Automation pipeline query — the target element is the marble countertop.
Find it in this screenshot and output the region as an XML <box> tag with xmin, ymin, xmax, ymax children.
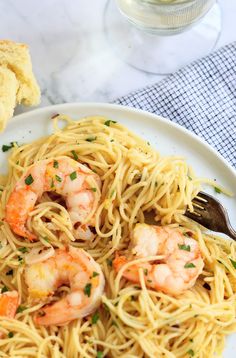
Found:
<box><xmin>1</xmin><ymin>0</ymin><xmax>236</xmax><ymax>111</ymax></box>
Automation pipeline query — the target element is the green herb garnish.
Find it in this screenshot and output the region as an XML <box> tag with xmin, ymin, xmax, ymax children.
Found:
<box><xmin>8</xmin><ymin>332</ymin><xmax>14</xmax><ymax>338</ymax></box>
<box><xmin>16</xmin><ymin>305</ymin><xmax>27</xmax><ymax>313</ymax></box>
<box><xmin>143</xmin><ymin>268</ymin><xmax>148</xmax><ymax>276</ymax></box>
<box><xmin>91</xmin><ymin>311</ymin><xmax>99</xmax><ymax>324</ymax></box>
<box><xmin>86</xmin><ymin>136</ymin><xmax>97</xmax><ymax>142</ymax></box>
<box><xmin>92</xmin><ymin>272</ymin><xmax>99</xmax><ymax>277</ymax></box>
<box><xmin>53</xmin><ymin>160</ymin><xmax>59</xmax><ymax>168</ymax></box>
<box><xmin>55</xmin><ymin>175</ymin><xmax>62</xmax><ymax>182</ymax></box>
<box><xmin>84</xmin><ymin>283</ymin><xmax>92</xmax><ymax>297</ymax></box>
<box><xmin>184</xmin><ymin>263</ymin><xmax>195</xmax><ymax>269</ymax></box>
<box><xmin>96</xmin><ymin>352</ymin><xmax>103</xmax><ymax>358</ymax></box>
<box><xmin>214</xmin><ymin>187</ymin><xmax>221</xmax><ymax>194</ymax></box>
<box><xmin>2</xmin><ymin>142</ymin><xmax>17</xmax><ymax>152</ymax></box>
<box><xmin>230</xmin><ymin>258</ymin><xmax>236</xmax><ymax>269</ymax></box>
<box><xmin>25</xmin><ymin>174</ymin><xmax>34</xmax><ymax>185</ymax></box>
<box><xmin>91</xmin><ymin>187</ymin><xmax>97</xmax><ymax>192</ymax></box>
<box><xmin>18</xmin><ymin>247</ymin><xmax>28</xmax><ymax>253</ymax></box>
<box><xmin>18</xmin><ymin>256</ymin><xmax>24</xmax><ymax>264</ymax></box>
<box><xmin>178</xmin><ymin>244</ymin><xmax>191</xmax><ymax>252</ymax></box>
<box><xmin>104</xmin><ymin>120</ymin><xmax>116</xmax><ymax>126</ymax></box>
<box><xmin>1</xmin><ymin>285</ymin><xmax>8</xmax><ymax>293</ymax></box>
<box><xmin>106</xmin><ymin>258</ymin><xmax>113</xmax><ymax>267</ymax></box>
<box><xmin>69</xmin><ymin>171</ymin><xmax>77</xmax><ymax>181</ymax></box>
<box><xmin>71</xmin><ymin>150</ymin><xmax>78</xmax><ymax>161</ymax></box>
<box><xmin>187</xmin><ymin>349</ymin><xmax>194</xmax><ymax>356</ymax></box>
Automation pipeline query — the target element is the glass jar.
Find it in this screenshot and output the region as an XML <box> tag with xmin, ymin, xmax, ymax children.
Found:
<box><xmin>116</xmin><ymin>0</ymin><xmax>216</xmax><ymax>34</ymax></box>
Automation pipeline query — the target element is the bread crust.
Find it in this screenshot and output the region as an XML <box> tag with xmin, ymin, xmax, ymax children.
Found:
<box><xmin>0</xmin><ymin>39</ymin><xmax>41</xmax><ymax>131</ymax></box>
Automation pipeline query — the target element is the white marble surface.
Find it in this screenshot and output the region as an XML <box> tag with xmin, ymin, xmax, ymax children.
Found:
<box><xmin>0</xmin><ymin>0</ymin><xmax>236</xmax><ymax>111</ymax></box>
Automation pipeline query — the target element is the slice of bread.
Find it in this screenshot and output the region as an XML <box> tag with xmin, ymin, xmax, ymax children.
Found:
<box><xmin>0</xmin><ymin>67</ymin><xmax>18</xmax><ymax>132</ymax></box>
<box><xmin>0</xmin><ymin>40</ymin><xmax>40</xmax><ymax>131</ymax></box>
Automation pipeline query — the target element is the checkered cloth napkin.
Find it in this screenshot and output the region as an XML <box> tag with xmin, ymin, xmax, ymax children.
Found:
<box><xmin>115</xmin><ymin>43</ymin><xmax>236</xmax><ymax>168</ymax></box>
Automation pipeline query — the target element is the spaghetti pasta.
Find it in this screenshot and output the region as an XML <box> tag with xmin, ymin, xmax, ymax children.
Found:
<box><xmin>0</xmin><ymin>115</ymin><xmax>235</xmax><ymax>357</ymax></box>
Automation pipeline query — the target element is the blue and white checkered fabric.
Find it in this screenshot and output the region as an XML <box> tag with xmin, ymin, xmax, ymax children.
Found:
<box><xmin>115</xmin><ymin>43</ymin><xmax>236</xmax><ymax>168</ymax></box>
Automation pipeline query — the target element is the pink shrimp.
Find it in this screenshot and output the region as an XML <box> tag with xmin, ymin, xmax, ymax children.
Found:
<box><xmin>113</xmin><ymin>223</ymin><xmax>204</xmax><ymax>296</ymax></box>
<box><xmin>24</xmin><ymin>246</ymin><xmax>105</xmax><ymax>326</ymax></box>
<box><xmin>0</xmin><ymin>290</ymin><xmax>19</xmax><ymax>338</ymax></box>
<box><xmin>5</xmin><ymin>156</ymin><xmax>101</xmax><ymax>241</ymax></box>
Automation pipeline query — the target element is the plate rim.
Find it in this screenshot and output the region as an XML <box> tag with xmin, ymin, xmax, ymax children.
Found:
<box><xmin>8</xmin><ymin>102</ymin><xmax>236</xmax><ymax>179</ymax></box>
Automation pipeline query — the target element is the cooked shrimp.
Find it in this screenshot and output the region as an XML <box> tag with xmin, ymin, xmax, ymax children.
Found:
<box><xmin>113</xmin><ymin>223</ymin><xmax>204</xmax><ymax>295</ymax></box>
<box><xmin>0</xmin><ymin>290</ymin><xmax>19</xmax><ymax>338</ymax></box>
<box><xmin>24</xmin><ymin>246</ymin><xmax>105</xmax><ymax>326</ymax></box>
<box><xmin>5</xmin><ymin>156</ymin><xmax>101</xmax><ymax>241</ymax></box>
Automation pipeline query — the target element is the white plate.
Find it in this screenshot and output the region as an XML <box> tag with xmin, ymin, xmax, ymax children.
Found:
<box><xmin>0</xmin><ymin>103</ymin><xmax>236</xmax><ymax>356</ymax></box>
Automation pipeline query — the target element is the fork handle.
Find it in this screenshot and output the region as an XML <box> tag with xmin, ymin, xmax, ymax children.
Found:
<box><xmin>224</xmin><ymin>224</ymin><xmax>236</xmax><ymax>241</ymax></box>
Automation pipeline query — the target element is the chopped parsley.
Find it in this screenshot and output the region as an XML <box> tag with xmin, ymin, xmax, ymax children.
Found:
<box><xmin>214</xmin><ymin>187</ymin><xmax>221</xmax><ymax>194</ymax></box>
<box><xmin>155</xmin><ymin>182</ymin><xmax>158</xmax><ymax>187</ymax></box>
<box><xmin>97</xmin><ymin>352</ymin><xmax>103</xmax><ymax>358</ymax></box>
<box><xmin>178</xmin><ymin>244</ymin><xmax>191</xmax><ymax>252</ymax></box>
<box><xmin>6</xmin><ymin>269</ymin><xmax>13</xmax><ymax>276</ymax></box>
<box><xmin>91</xmin><ymin>187</ymin><xmax>97</xmax><ymax>192</ymax></box>
<box><xmin>188</xmin><ymin>175</ymin><xmax>192</xmax><ymax>181</ymax></box>
<box><xmin>86</xmin><ymin>136</ymin><xmax>97</xmax><ymax>142</ymax></box>
<box><xmin>104</xmin><ymin>120</ymin><xmax>116</xmax><ymax>126</ymax></box>
<box><xmin>42</xmin><ymin>237</ymin><xmax>50</xmax><ymax>243</ymax></box>
<box><xmin>55</xmin><ymin>175</ymin><xmax>62</xmax><ymax>182</ymax></box>
<box><xmin>51</xmin><ymin>179</ymin><xmax>54</xmax><ymax>188</ymax></box>
<box><xmin>91</xmin><ymin>311</ymin><xmax>99</xmax><ymax>324</ymax></box>
<box><xmin>230</xmin><ymin>258</ymin><xmax>236</xmax><ymax>269</ymax></box>
<box><xmin>187</xmin><ymin>349</ymin><xmax>194</xmax><ymax>356</ymax></box>
<box><xmin>1</xmin><ymin>286</ymin><xmax>8</xmax><ymax>293</ymax></box>
<box><xmin>53</xmin><ymin>160</ymin><xmax>59</xmax><ymax>168</ymax></box>
<box><xmin>18</xmin><ymin>247</ymin><xmax>28</xmax><ymax>253</ymax></box>
<box><xmin>84</xmin><ymin>283</ymin><xmax>92</xmax><ymax>297</ymax></box>
<box><xmin>16</xmin><ymin>305</ymin><xmax>27</xmax><ymax>313</ymax></box>
<box><xmin>106</xmin><ymin>258</ymin><xmax>113</xmax><ymax>267</ymax></box>
<box><xmin>189</xmin><ymin>338</ymin><xmax>194</xmax><ymax>342</ymax></box>
<box><xmin>143</xmin><ymin>268</ymin><xmax>148</xmax><ymax>276</ymax></box>
<box><xmin>8</xmin><ymin>332</ymin><xmax>14</xmax><ymax>338</ymax></box>
<box><xmin>2</xmin><ymin>142</ymin><xmax>17</xmax><ymax>152</ymax></box>
<box><xmin>92</xmin><ymin>271</ymin><xmax>99</xmax><ymax>277</ymax></box>
<box><xmin>25</xmin><ymin>174</ymin><xmax>34</xmax><ymax>185</ymax></box>
<box><xmin>184</xmin><ymin>263</ymin><xmax>196</xmax><ymax>269</ymax></box>
<box><xmin>112</xmin><ymin>320</ymin><xmax>118</xmax><ymax>327</ymax></box>
<box><xmin>18</xmin><ymin>256</ymin><xmax>24</xmax><ymax>264</ymax></box>
<box><xmin>69</xmin><ymin>171</ymin><xmax>77</xmax><ymax>181</ymax></box>
<box><xmin>71</xmin><ymin>150</ymin><xmax>78</xmax><ymax>161</ymax></box>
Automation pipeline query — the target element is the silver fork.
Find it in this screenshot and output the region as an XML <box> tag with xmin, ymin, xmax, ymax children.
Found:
<box><xmin>185</xmin><ymin>191</ymin><xmax>236</xmax><ymax>241</ymax></box>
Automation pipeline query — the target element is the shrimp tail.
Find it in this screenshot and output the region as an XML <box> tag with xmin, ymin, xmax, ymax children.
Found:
<box><xmin>6</xmin><ymin>188</ymin><xmax>37</xmax><ymax>241</ymax></box>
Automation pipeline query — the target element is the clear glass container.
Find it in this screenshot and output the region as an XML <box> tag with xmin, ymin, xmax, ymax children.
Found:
<box><xmin>104</xmin><ymin>0</ymin><xmax>221</xmax><ymax>74</ymax></box>
<box><xmin>116</xmin><ymin>0</ymin><xmax>216</xmax><ymax>34</ymax></box>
